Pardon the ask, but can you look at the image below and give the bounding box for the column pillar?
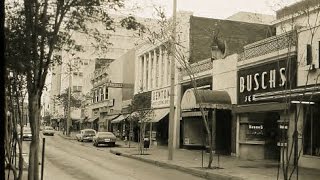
[139,56,143,92]
[158,47,163,87]
[143,54,147,91]
[212,109,216,150]
[148,51,152,90]
[164,49,168,86]
[153,49,157,89]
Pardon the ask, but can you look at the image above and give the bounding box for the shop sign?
[105,82,123,88]
[249,125,263,130]
[238,56,297,104]
[151,87,170,108]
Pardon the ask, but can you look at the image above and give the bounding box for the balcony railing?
[239,31,297,61]
[181,58,213,77]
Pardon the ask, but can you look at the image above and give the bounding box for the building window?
[304,104,320,156]
[105,86,108,100]
[72,86,82,92]
[93,91,96,103]
[100,87,104,101]
[79,72,83,77]
[306,44,312,65]
[96,89,99,102]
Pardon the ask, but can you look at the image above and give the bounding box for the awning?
[87,116,99,123]
[105,115,119,121]
[111,114,129,124]
[140,108,169,123]
[181,89,232,110]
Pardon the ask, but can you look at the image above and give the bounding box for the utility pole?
[168,0,177,161]
[67,64,72,136]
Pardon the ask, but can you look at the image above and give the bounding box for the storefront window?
[240,112,279,142]
[304,104,320,156]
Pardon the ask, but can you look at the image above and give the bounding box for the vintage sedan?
[42,126,55,136]
[76,129,96,142]
[93,132,116,147]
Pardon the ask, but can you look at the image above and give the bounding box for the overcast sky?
[119,0,299,19]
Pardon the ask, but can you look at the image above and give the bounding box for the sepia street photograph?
[3,0,320,179]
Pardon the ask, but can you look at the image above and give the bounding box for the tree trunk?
[28,93,41,180]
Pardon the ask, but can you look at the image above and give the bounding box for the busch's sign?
[238,56,297,104]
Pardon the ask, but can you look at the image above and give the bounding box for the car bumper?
[83,137,94,141]
[96,139,116,144]
[23,135,32,140]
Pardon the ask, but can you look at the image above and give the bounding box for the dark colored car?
[93,132,116,147]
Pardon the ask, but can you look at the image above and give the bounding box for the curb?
[110,149,243,180]
[57,133,77,140]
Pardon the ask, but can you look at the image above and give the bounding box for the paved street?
[27,134,205,180]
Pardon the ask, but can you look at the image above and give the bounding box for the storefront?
[236,56,297,161]
[111,114,129,139]
[180,88,232,154]
[149,88,171,146]
[252,85,320,167]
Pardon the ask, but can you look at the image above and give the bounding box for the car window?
[84,130,95,135]
[45,127,53,130]
[98,132,114,136]
[23,128,31,133]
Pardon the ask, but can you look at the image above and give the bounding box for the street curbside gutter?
[109,149,243,180]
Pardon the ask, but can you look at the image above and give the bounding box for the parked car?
[22,127,32,141]
[76,129,96,142]
[43,126,55,136]
[93,132,116,147]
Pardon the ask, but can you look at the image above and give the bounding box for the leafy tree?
[129,92,154,155]
[5,0,141,179]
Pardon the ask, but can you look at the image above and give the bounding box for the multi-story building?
[234,0,320,169]
[87,49,135,132]
[49,15,143,128]
[134,11,273,148]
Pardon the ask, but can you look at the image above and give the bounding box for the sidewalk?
[111,140,320,180]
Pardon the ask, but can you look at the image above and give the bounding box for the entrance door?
[216,110,232,155]
[264,112,280,160]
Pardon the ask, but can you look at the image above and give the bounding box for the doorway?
[216,110,232,155]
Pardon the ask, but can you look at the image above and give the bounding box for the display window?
[303,104,320,157]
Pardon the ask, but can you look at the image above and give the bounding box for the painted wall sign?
[151,87,170,108]
[238,56,297,104]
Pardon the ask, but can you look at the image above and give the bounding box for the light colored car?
[43,126,55,136]
[93,132,116,147]
[76,129,96,142]
[22,127,32,141]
